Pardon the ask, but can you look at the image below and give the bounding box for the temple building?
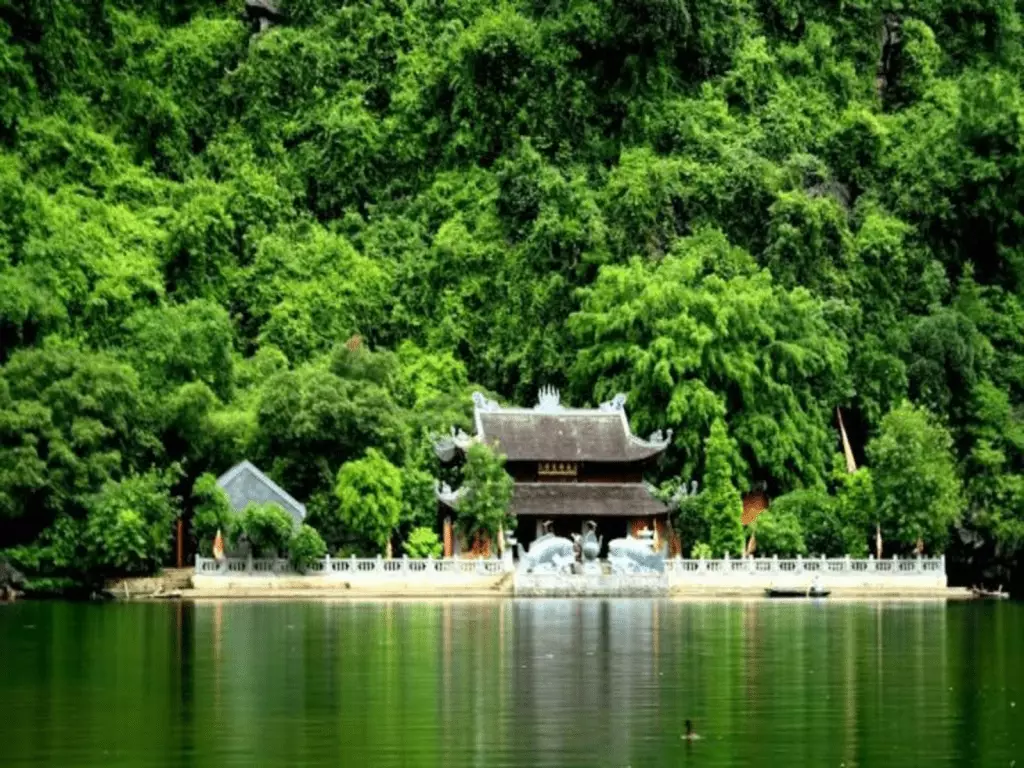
[434,387,674,557]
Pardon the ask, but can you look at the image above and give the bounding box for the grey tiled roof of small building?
[216,461,306,527]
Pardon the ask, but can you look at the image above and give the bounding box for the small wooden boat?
[765,586,831,598]
[971,586,1009,600]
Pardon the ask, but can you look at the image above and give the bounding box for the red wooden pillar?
[443,517,453,558]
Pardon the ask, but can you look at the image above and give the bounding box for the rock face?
[0,558,26,602]
[245,0,284,32]
[245,0,282,19]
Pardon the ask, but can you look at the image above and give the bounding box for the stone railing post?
[697,558,707,573]
[246,551,254,575]
[402,555,409,574]
[425,555,434,573]
[771,554,779,573]
[746,556,755,574]
[324,553,331,573]
[941,554,946,575]
[843,555,851,574]
[915,554,923,573]
[893,554,899,575]
[376,554,384,573]
[795,554,803,574]
[867,554,875,572]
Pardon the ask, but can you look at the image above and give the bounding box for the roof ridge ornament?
[534,385,564,413]
[599,393,628,412]
[648,428,673,445]
[471,391,500,412]
[668,480,700,510]
[435,480,466,507]
[432,426,474,462]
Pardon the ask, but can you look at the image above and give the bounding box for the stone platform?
[514,571,668,597]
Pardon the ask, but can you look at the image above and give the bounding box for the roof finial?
[471,391,500,412]
[599,393,628,412]
[535,385,563,412]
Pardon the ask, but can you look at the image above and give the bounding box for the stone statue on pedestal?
[608,528,666,574]
[518,521,575,575]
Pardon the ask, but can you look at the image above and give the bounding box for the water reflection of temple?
[434,389,673,556]
[506,600,665,765]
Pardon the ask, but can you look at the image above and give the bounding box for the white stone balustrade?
[194,554,946,590]
[663,554,946,589]
[195,554,510,577]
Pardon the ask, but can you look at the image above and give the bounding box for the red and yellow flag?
[212,529,225,561]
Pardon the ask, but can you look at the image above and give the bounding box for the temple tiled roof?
[434,388,672,464]
[438,481,668,518]
[216,461,306,526]
[478,411,667,462]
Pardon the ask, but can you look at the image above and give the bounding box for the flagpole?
[837,407,857,474]
[838,406,883,559]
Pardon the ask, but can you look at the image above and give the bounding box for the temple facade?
[434,387,674,557]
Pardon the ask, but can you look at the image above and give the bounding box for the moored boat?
[971,586,1009,600]
[765,586,831,598]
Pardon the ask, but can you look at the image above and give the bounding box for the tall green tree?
[570,229,848,489]
[331,449,403,556]
[867,402,964,554]
[456,442,513,546]
[700,420,745,557]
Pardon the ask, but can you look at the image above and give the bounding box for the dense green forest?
[0,0,1022,591]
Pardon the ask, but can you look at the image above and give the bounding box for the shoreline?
[99,568,982,602]
[123,585,977,601]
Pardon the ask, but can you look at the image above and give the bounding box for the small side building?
[434,388,673,557]
[216,460,306,528]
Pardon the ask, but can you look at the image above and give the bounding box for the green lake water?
[0,599,1020,767]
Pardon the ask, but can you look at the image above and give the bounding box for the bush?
[191,473,235,556]
[691,542,714,559]
[289,524,328,573]
[771,488,849,556]
[751,508,807,556]
[82,471,179,577]
[403,526,442,558]
[234,503,294,557]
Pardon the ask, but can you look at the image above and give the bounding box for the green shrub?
[289,524,328,573]
[234,503,294,557]
[82,471,179,577]
[191,473,235,556]
[751,508,807,556]
[771,489,837,556]
[691,542,714,559]
[402,526,442,558]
